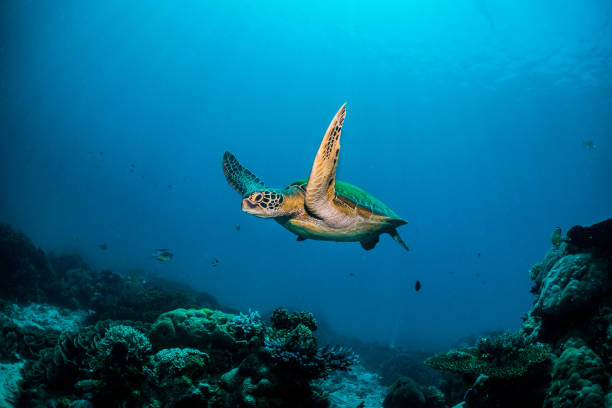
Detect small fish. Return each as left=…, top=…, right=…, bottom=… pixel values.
left=551, top=227, right=562, bottom=247
left=235, top=225, right=241, bottom=231
left=349, top=272, right=355, bottom=277
left=130, top=163, right=135, bottom=173
left=476, top=273, right=481, bottom=278
left=98, top=243, right=108, bottom=251
left=168, top=184, right=173, bottom=189
left=583, top=140, right=596, bottom=149
left=356, top=402, right=365, bottom=408
left=477, top=252, right=481, bottom=257
left=154, top=248, right=174, bottom=262
left=415, top=280, right=421, bottom=291
left=211, top=258, right=219, bottom=267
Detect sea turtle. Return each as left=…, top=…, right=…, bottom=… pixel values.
left=222, top=104, right=409, bottom=251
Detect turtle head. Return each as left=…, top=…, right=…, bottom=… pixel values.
left=242, top=190, right=285, bottom=218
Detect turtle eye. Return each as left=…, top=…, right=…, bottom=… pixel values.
left=250, top=193, right=263, bottom=203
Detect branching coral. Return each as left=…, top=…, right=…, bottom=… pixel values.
left=270, top=308, right=317, bottom=331
left=263, top=321, right=358, bottom=379
left=229, top=310, right=264, bottom=340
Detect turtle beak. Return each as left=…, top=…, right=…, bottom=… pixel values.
left=241, top=198, right=274, bottom=218
left=241, top=198, right=256, bottom=212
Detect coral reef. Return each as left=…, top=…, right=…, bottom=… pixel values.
left=14, top=304, right=356, bottom=407
left=425, top=335, right=551, bottom=379
left=318, top=364, right=387, bottom=408
left=0, top=222, right=222, bottom=323
left=427, top=219, right=612, bottom=408
left=0, top=223, right=362, bottom=407
left=0, top=303, right=88, bottom=362
left=263, top=309, right=358, bottom=380
left=383, top=376, right=446, bottom=408
left=6, top=217, right=610, bottom=407
left=543, top=338, right=607, bottom=408
left=566, top=218, right=612, bottom=254
left=0, top=361, right=23, bottom=406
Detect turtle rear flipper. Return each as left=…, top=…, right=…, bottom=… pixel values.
left=223, top=152, right=266, bottom=196
left=360, top=235, right=380, bottom=250
left=305, top=104, right=346, bottom=222
left=390, top=229, right=409, bottom=251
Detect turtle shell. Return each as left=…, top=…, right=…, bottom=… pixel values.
left=288, top=178, right=404, bottom=221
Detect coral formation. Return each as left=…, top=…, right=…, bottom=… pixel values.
left=429, top=219, right=612, bottom=408
left=0, top=303, right=88, bottom=362
left=543, top=339, right=607, bottom=408
left=0, top=361, right=23, bottom=406
left=425, top=332, right=551, bottom=379
left=566, top=218, right=612, bottom=254
left=318, top=364, right=387, bottom=408
left=0, top=222, right=221, bottom=323
left=14, top=303, right=356, bottom=407
left=96, top=325, right=152, bottom=361
left=263, top=309, right=358, bottom=380
left=382, top=376, right=446, bottom=408
left=4, top=217, right=611, bottom=407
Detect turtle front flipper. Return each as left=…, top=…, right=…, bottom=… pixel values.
left=305, top=104, right=346, bottom=222
left=222, top=152, right=266, bottom=196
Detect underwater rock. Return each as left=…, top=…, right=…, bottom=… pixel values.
left=376, top=351, right=442, bottom=386
left=462, top=374, right=489, bottom=408
left=0, top=222, right=49, bottom=304
left=8, top=303, right=89, bottom=333
left=567, top=218, right=612, bottom=254
left=0, top=303, right=89, bottom=363
left=0, top=361, right=24, bottom=406
left=318, top=364, right=386, bottom=408
left=68, top=400, right=94, bottom=408
left=220, top=367, right=241, bottom=390
left=382, top=376, right=445, bottom=408
left=0, top=223, right=223, bottom=323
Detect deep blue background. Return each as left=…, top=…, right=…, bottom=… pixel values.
left=1, top=0, right=611, bottom=350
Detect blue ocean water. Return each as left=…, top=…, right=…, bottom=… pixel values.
left=0, top=0, right=610, bottom=351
